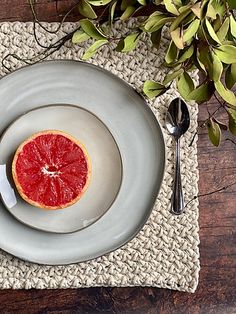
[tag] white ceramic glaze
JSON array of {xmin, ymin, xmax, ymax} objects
[
  {"xmin": 0, "ymin": 60, "xmax": 165, "ymax": 265},
  {"xmin": 0, "ymin": 105, "xmax": 122, "ymax": 233}
]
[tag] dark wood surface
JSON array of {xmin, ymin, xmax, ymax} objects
[{"xmin": 0, "ymin": 1, "xmax": 235, "ymax": 313}]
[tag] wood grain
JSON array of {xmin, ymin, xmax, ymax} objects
[{"xmin": 0, "ymin": 1, "xmax": 235, "ymax": 313}]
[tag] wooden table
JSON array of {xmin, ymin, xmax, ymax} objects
[{"xmin": 0, "ymin": 1, "xmax": 235, "ymax": 313}]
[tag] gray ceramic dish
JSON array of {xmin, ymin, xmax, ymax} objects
[
  {"xmin": 0, "ymin": 60, "xmax": 165, "ymax": 265},
  {"xmin": 0, "ymin": 104, "xmax": 123, "ymax": 234}
]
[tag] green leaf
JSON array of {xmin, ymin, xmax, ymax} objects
[
  {"xmin": 87, "ymin": 0, "xmax": 112, "ymax": 5},
  {"xmin": 78, "ymin": 0, "xmax": 97, "ymax": 19},
  {"xmin": 227, "ymin": 0, "xmax": 236, "ymax": 9},
  {"xmin": 173, "ymin": 0, "xmax": 182, "ymax": 6},
  {"xmin": 144, "ymin": 13, "xmax": 173, "ymax": 33},
  {"xmin": 179, "ymin": 4, "xmax": 191, "ymax": 14},
  {"xmin": 183, "ymin": 12, "xmax": 195, "ymax": 27},
  {"xmin": 205, "ymin": 18, "xmax": 221, "ymax": 44},
  {"xmin": 137, "ymin": 0, "xmax": 146, "ymax": 5},
  {"xmin": 144, "ymin": 10, "xmax": 160, "ymax": 20},
  {"xmin": 211, "ymin": 52, "xmax": 223, "ymax": 82},
  {"xmin": 206, "ymin": 3, "xmax": 217, "ymax": 19},
  {"xmin": 163, "ymin": 68, "xmax": 184, "ymax": 85},
  {"xmin": 121, "ymin": 0, "xmax": 135, "ymax": 10},
  {"xmin": 216, "ymin": 17, "xmax": 229, "ymax": 42},
  {"xmin": 170, "ymin": 8, "xmax": 191, "ymax": 32},
  {"xmin": 193, "ymin": 52, "xmax": 206, "ymax": 73},
  {"xmin": 215, "ymin": 80, "xmax": 236, "ymax": 106},
  {"xmin": 120, "ymin": 6, "xmax": 136, "ymax": 20},
  {"xmin": 177, "ymin": 72, "xmax": 194, "ymax": 99},
  {"xmin": 143, "ymin": 81, "xmax": 166, "ymax": 98},
  {"xmin": 177, "ymin": 45, "xmax": 194, "ymax": 63},
  {"xmin": 72, "ymin": 30, "xmax": 90, "ymax": 44},
  {"xmin": 82, "ymin": 39, "xmax": 108, "ymax": 60},
  {"xmin": 170, "ymin": 27, "xmax": 184, "ymax": 49},
  {"xmin": 227, "ymin": 108, "xmax": 236, "ymax": 135},
  {"xmin": 143, "ymin": 13, "xmax": 163, "ymax": 31},
  {"xmin": 197, "ymin": 23, "xmax": 205, "ymax": 40},
  {"xmin": 80, "ymin": 19, "xmax": 107, "ymax": 40},
  {"xmin": 121, "ymin": 0, "xmax": 128, "ymax": 10},
  {"xmin": 229, "ymin": 15, "xmax": 236, "ymax": 38},
  {"xmin": 163, "ymin": 0, "xmax": 179, "ymax": 15},
  {"xmin": 207, "ymin": 118, "xmax": 221, "ymax": 146},
  {"xmin": 191, "ymin": 2, "xmax": 201, "ymax": 18},
  {"xmin": 151, "ymin": 28, "xmax": 162, "ymax": 49},
  {"xmin": 199, "ymin": 0, "xmax": 209, "ymax": 19},
  {"xmin": 109, "ymin": 1, "xmax": 117, "ymax": 26},
  {"xmin": 214, "ymin": 45, "xmax": 236, "ymax": 64},
  {"xmin": 188, "ymin": 81, "xmax": 215, "ymax": 103},
  {"xmin": 198, "ymin": 47, "xmax": 213, "ymax": 77},
  {"xmin": 183, "ymin": 19, "xmax": 200, "ymax": 42},
  {"xmin": 212, "ymin": 0, "xmax": 226, "ymax": 16},
  {"xmin": 225, "ymin": 64, "xmax": 236, "ymax": 89},
  {"xmin": 165, "ymin": 41, "xmax": 178, "ymax": 64},
  {"xmin": 213, "ymin": 15, "xmax": 222, "ymax": 32},
  {"xmin": 213, "ymin": 118, "xmax": 228, "ymax": 131},
  {"xmin": 116, "ymin": 33, "xmax": 141, "ymax": 52}
]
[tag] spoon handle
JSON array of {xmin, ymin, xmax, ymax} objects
[{"xmin": 171, "ymin": 138, "xmax": 185, "ymax": 215}]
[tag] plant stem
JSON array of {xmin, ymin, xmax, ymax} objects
[
  {"xmin": 28, "ymin": 0, "xmax": 80, "ymax": 34},
  {"xmin": 2, "ymin": 28, "xmax": 77, "ymax": 71},
  {"xmin": 185, "ymin": 181, "xmax": 236, "ymax": 209},
  {"xmin": 225, "ymin": 138, "xmax": 236, "ymax": 145}
]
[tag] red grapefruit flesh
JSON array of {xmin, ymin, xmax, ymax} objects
[{"xmin": 12, "ymin": 130, "xmax": 91, "ymax": 210}]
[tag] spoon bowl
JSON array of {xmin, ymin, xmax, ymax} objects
[{"xmin": 166, "ymin": 98, "xmax": 190, "ymax": 139}]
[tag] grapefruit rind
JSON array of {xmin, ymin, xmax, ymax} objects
[{"xmin": 12, "ymin": 130, "xmax": 91, "ymax": 210}]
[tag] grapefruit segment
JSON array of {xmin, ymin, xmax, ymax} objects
[{"xmin": 12, "ymin": 130, "xmax": 91, "ymax": 210}]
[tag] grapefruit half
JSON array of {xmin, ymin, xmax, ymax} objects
[{"xmin": 12, "ymin": 130, "xmax": 91, "ymax": 210}]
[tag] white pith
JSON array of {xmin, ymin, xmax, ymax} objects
[{"xmin": 41, "ymin": 165, "xmax": 61, "ymax": 177}]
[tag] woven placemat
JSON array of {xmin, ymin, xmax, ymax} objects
[{"xmin": 0, "ymin": 21, "xmax": 200, "ymax": 292}]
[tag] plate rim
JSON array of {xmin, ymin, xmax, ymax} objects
[{"xmin": 0, "ymin": 59, "xmax": 167, "ymax": 265}]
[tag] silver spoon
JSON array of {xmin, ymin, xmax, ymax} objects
[{"xmin": 165, "ymin": 98, "xmax": 190, "ymax": 215}]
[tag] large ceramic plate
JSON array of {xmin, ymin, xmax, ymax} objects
[{"xmin": 0, "ymin": 60, "xmax": 165, "ymax": 265}]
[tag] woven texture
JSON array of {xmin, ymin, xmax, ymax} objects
[{"xmin": 0, "ymin": 21, "xmax": 200, "ymax": 292}]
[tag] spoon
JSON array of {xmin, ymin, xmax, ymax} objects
[{"xmin": 165, "ymin": 98, "xmax": 190, "ymax": 215}]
